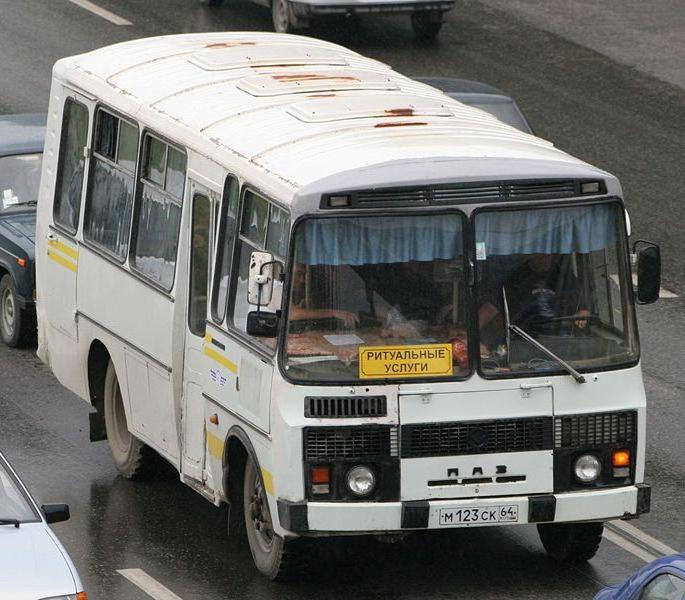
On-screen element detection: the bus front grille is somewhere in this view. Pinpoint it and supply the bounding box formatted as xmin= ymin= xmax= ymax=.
xmin=304 ymin=426 xmax=393 ymax=460
xmin=554 ymin=411 xmax=637 ymax=448
xmin=401 ymin=417 xmax=553 ymax=458
xmin=305 ymin=395 xmax=387 ymax=418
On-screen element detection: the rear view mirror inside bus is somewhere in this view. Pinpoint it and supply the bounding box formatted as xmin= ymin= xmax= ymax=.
xmin=248 ymin=251 xmax=275 ymax=306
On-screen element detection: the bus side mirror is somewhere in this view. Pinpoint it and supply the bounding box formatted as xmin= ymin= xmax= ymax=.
xmin=41 ymin=503 xmax=70 ymax=524
xmin=248 ymin=251 xmax=275 ymax=306
xmin=246 ymin=311 xmax=279 ymax=337
xmin=633 ymin=241 xmax=661 ymax=304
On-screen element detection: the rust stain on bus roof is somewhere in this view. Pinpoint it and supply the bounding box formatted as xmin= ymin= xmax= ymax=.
xmin=271 ymin=74 xmax=361 ymax=83
xmin=375 ymin=121 xmax=427 ymax=128
xmin=384 ymin=108 xmax=415 ymax=116
xmin=205 ymin=41 xmax=257 ymax=48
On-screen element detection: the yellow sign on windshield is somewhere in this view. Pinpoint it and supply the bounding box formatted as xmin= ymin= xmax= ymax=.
xmin=359 ymin=343 xmax=453 ymax=379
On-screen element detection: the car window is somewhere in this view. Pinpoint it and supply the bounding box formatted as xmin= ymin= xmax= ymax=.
xmin=0 ymin=461 xmax=39 ymax=523
xmin=0 ymin=153 xmax=43 ymax=210
xmin=640 ymin=573 xmax=685 ymax=600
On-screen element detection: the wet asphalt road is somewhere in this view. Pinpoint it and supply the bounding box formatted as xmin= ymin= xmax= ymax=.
xmin=0 ymin=0 xmax=684 ymax=598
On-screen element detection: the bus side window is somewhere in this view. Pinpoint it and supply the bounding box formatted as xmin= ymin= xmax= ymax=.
xmin=189 ymin=193 xmax=212 ymax=337
xmin=53 ymin=98 xmax=89 ymax=233
xmin=211 ymin=176 xmax=240 ymax=324
xmin=231 ymin=191 xmax=288 ymax=339
xmin=130 ymin=134 xmax=186 ymax=291
xmin=83 ymin=109 xmax=139 ymax=260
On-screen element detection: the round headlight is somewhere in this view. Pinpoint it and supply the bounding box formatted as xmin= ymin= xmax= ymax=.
xmin=346 ymin=466 xmax=376 ymax=496
xmin=574 ymin=454 xmax=602 ymax=483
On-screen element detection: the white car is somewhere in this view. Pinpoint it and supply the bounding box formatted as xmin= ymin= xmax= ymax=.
xmin=0 ymin=451 xmax=86 ymax=600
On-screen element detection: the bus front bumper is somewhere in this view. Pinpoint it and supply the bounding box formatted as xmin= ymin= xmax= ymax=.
xmin=278 ymin=484 xmax=650 ymax=534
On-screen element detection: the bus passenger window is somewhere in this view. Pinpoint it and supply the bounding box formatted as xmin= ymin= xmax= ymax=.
xmin=189 ymin=194 xmax=211 ymax=337
xmin=211 ymin=176 xmax=239 ymax=324
xmin=131 ymin=134 xmax=186 ymax=291
xmin=53 ymin=98 xmax=89 ymax=233
xmin=84 ymin=109 xmax=139 ymax=260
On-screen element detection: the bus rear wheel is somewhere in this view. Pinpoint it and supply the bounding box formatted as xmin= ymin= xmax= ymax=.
xmin=537 ymin=522 xmax=604 ymax=562
xmin=243 ymin=455 xmax=307 ymax=580
xmin=103 ymin=360 xmax=154 ymax=479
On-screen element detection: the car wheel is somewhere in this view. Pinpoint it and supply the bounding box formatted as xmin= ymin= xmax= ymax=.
xmin=243 ymin=455 xmax=308 ymax=580
xmin=0 ymin=274 xmax=30 ymax=348
xmin=411 ymin=11 xmax=443 ymax=41
xmin=537 ymin=522 xmax=604 ymax=562
xmin=103 ymin=360 xmax=155 ymax=479
xmin=272 ymin=0 xmax=300 ymax=33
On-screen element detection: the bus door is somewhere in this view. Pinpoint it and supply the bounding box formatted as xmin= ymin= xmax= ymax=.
xmin=41 ymin=91 xmax=92 ymax=395
xmin=182 ymin=184 xmax=216 ymax=481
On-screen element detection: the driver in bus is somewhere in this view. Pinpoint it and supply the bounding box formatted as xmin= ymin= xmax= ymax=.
xmin=479 ymin=253 xmax=591 ymax=348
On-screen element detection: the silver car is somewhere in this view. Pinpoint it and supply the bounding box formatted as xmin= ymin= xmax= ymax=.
xmin=0 ymin=451 xmax=86 ymax=600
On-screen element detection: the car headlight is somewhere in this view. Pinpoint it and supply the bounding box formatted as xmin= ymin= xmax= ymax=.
xmin=346 ymin=465 xmax=376 ymax=496
xmin=574 ymin=454 xmax=601 ymax=483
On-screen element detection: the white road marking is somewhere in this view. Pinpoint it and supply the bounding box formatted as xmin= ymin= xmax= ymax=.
xmin=117 ymin=569 xmax=184 ymax=600
xmin=603 ymin=528 xmax=658 ymax=563
xmin=610 ymin=520 xmax=678 ymax=556
xmin=66 ymin=0 xmax=132 ymax=25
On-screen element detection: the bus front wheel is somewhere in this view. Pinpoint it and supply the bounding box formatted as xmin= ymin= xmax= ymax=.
xmin=103 ymin=360 xmax=154 ymax=479
xmin=537 ymin=522 xmax=604 ymax=562
xmin=243 ymin=455 xmax=307 ymax=580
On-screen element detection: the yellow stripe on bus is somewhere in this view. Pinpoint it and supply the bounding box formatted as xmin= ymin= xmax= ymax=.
xmin=47 ymin=249 xmax=77 ymax=273
xmin=207 ymin=430 xmax=224 ymax=460
xmin=261 ymin=468 xmax=275 ymax=496
xmin=203 ymin=345 xmax=238 ymax=374
xmin=48 ymin=239 xmax=79 ymax=260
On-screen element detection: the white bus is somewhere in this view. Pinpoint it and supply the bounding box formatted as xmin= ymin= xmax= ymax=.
xmin=36 ymin=33 xmax=661 ymax=580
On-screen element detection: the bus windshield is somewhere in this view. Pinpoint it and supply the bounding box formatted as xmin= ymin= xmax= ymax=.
xmin=283 ymin=213 xmax=469 ymax=382
xmin=476 ymin=202 xmax=638 ymax=376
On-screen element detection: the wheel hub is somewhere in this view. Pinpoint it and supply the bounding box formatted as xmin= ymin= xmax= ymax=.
xmin=249 ymin=477 xmax=274 ymax=550
xmin=2 ymin=288 xmax=15 ymax=333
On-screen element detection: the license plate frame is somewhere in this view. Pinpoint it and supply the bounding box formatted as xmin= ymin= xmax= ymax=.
xmin=438 ymin=504 xmax=519 ymax=526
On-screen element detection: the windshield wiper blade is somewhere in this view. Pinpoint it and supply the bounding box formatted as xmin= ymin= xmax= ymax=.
xmin=0 ymin=518 xmax=21 ymax=528
xmin=509 ymin=324 xmax=586 ymax=384
xmin=501 ymin=286 xmax=585 ymax=384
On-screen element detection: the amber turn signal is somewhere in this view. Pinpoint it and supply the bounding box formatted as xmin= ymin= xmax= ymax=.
xmin=17 ymin=258 xmax=27 ymax=267
xmin=311 ymin=466 xmax=330 ymax=484
xmin=77 ymin=592 xmax=88 ymax=600
xmin=612 ymin=449 xmax=631 ymax=467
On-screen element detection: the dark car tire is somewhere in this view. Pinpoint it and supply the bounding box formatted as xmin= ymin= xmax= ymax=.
xmin=243 ymin=455 xmax=308 ymax=580
xmin=200 ymin=0 xmax=224 ymax=6
xmin=537 ymin=522 xmax=604 ymax=562
xmin=0 ymin=274 xmax=32 ymax=348
xmin=411 ymin=11 xmax=443 ymax=41
xmin=103 ymin=360 xmax=156 ymax=479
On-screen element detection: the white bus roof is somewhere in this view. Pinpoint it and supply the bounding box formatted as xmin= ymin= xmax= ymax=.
xmin=54 ymin=32 xmax=602 ymax=202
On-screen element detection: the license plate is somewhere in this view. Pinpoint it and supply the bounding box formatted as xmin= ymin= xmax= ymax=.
xmin=439 ymin=504 xmax=519 ymax=526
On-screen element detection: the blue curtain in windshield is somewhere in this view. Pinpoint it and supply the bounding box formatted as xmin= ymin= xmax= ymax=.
xmin=297 ymin=215 xmax=463 ymax=266
xmin=476 ymin=204 xmax=617 ymax=256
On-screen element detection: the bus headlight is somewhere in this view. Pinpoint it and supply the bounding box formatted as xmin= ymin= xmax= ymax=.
xmin=573 ymin=454 xmax=601 ymax=483
xmin=346 ymin=465 xmax=376 ymax=496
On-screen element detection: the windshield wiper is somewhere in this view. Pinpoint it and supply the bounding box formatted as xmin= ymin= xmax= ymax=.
xmin=502 ymin=287 xmax=586 ymax=384
xmin=0 ymin=518 xmax=21 ymax=528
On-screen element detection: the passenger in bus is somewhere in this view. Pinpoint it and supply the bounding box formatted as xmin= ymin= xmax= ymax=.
xmin=479 ymin=253 xmax=591 ymax=348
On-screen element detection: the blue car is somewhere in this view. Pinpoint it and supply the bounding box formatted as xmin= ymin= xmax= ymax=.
xmin=0 ymin=114 xmax=46 ymax=347
xmin=595 ymin=554 xmax=685 ymax=600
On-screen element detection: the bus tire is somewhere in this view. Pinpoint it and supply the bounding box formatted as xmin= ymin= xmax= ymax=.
xmin=537 ymin=522 xmax=604 ymax=562
xmin=243 ymin=455 xmax=308 ymax=580
xmin=0 ymin=274 xmax=31 ymax=348
xmin=103 ymin=360 xmax=154 ymax=479
xmin=410 ymin=11 xmax=443 ymax=41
